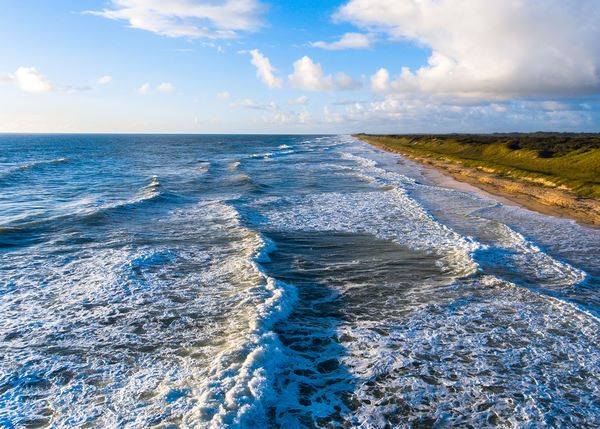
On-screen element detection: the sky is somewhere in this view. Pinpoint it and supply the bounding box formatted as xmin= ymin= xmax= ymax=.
xmin=1 ymin=0 xmax=600 ymax=134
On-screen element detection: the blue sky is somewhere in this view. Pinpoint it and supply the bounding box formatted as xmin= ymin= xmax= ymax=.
xmin=1 ymin=0 xmax=599 ymax=133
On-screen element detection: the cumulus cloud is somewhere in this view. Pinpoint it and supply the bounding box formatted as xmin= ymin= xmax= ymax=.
xmin=87 ymin=0 xmax=265 ymax=39
xmin=371 ymin=68 xmax=389 ymax=92
xmin=217 ymin=90 xmax=231 ymax=100
xmin=157 ymin=82 xmax=175 ymax=92
xmin=270 ymin=110 xmax=311 ymax=124
xmin=323 ymin=106 xmax=344 ymax=123
xmin=288 ymin=56 xmax=361 ymax=92
xmin=137 ymin=82 xmax=173 ymax=94
xmin=337 ymin=0 xmax=600 ymax=98
xmin=310 ymin=32 xmax=374 ymax=50
xmin=316 ymin=94 xmax=594 ymax=132
xmin=65 ymin=85 xmax=93 ymax=93
xmin=98 ymin=75 xmax=112 ymax=85
xmin=289 ymin=95 xmax=309 ymax=105
xmin=2 ymin=67 xmax=53 ymax=93
xmin=245 ymin=49 xmax=283 ymax=89
xmin=137 ymin=82 xmax=175 ymax=95
xmin=335 ymin=72 xmax=362 ymax=90
xmin=230 ymin=98 xmax=278 ymax=111
xmin=289 ymin=56 xmax=332 ymax=91
xmin=540 ymin=101 xmax=570 ymax=111
xmin=137 ymin=83 xmax=152 ymax=95
xmin=229 ymin=98 xmax=311 ymax=125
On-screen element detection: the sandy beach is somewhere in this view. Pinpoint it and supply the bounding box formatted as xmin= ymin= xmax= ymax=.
xmin=360 ymin=136 xmax=600 ymax=228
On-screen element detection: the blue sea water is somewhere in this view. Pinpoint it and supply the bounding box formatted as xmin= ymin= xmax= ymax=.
xmin=0 ymin=134 xmax=598 ymax=428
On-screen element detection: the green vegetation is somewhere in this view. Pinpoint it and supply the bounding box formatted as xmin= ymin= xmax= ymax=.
xmin=357 ymin=133 xmax=600 ymax=198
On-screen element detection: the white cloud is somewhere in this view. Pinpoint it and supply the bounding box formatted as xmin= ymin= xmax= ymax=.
xmin=137 ymin=83 xmax=152 ymax=95
xmin=229 ymin=98 xmax=312 ymax=125
xmin=137 ymin=82 xmax=174 ymax=94
xmin=288 ymin=56 xmax=360 ymax=92
xmin=297 ymin=111 xmax=311 ymax=123
xmin=314 ymin=94 xmax=595 ymax=133
xmin=269 ymin=110 xmax=311 ymax=124
xmin=310 ymin=32 xmax=374 ymax=50
xmin=323 ymin=106 xmax=344 ymax=123
xmin=65 ymin=85 xmax=93 ymax=93
xmin=337 ymin=0 xmax=600 ymax=98
xmin=245 ymin=49 xmax=282 ymax=89
xmin=157 ymin=82 xmax=175 ymax=93
xmin=230 ymin=98 xmax=278 ymax=111
xmin=289 ymin=56 xmax=333 ymax=91
xmin=335 ymin=72 xmax=362 ymax=90
xmin=540 ymin=101 xmax=570 ymax=111
xmin=289 ymin=95 xmax=309 ymax=105
xmin=98 ymin=75 xmax=112 ymax=85
xmin=371 ymin=68 xmax=389 ymax=92
xmin=217 ymin=90 xmax=231 ymax=100
xmin=490 ymin=103 xmax=507 ymax=113
xmin=87 ymin=0 xmax=265 ymax=39
xmin=2 ymin=67 xmax=53 ymax=93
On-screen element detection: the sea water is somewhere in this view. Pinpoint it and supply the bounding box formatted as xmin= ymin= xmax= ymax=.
xmin=0 ymin=134 xmax=598 ymax=428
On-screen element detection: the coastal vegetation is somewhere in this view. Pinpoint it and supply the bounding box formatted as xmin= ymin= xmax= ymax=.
xmin=357 ymin=133 xmax=600 ymax=199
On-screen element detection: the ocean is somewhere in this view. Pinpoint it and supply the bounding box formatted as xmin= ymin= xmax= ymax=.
xmin=0 ymin=134 xmax=598 ymax=428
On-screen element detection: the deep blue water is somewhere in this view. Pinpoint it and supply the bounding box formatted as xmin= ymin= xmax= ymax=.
xmin=1 ymin=134 xmax=599 ymax=428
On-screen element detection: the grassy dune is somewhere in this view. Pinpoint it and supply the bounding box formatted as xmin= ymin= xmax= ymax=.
xmin=358 ymin=134 xmax=600 ymax=199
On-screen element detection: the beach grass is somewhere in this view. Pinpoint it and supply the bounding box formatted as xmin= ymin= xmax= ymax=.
xmin=357 ymin=134 xmax=600 ymax=198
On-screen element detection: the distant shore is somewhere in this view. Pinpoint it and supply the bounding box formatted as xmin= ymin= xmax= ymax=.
xmin=356 ymin=134 xmax=600 ymax=227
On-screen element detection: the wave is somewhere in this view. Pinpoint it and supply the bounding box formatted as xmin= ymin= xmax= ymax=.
xmin=0 ymin=157 xmax=70 ymax=180
xmin=474 ymin=220 xmax=586 ymax=287
xmin=228 ymin=174 xmax=252 ymax=184
xmin=77 ymin=177 xmax=164 ymax=218
xmin=185 ymin=203 xmax=298 ymax=428
xmin=197 ymin=161 xmax=212 ymax=174
xmin=338 ymin=274 xmax=600 ymax=427
xmin=403 ymin=171 xmax=590 ymax=307
xmin=17 ymin=157 xmax=70 ymax=171
xmin=0 ymin=226 xmax=20 ymax=234
xmin=249 ymin=152 xmax=274 ymax=160
xmin=0 ymin=176 xmax=165 ymax=233
xmin=0 ymin=199 xmax=298 ymax=427
xmin=226 ymin=161 xmax=241 ymax=171
xmin=251 ymin=187 xmax=480 ymax=277
xmin=341 ymin=145 xmax=588 ymax=299
xmin=77 ymin=175 xmax=164 ymax=216
xmin=0 ymin=225 xmax=41 ymax=248
xmin=340 ymin=152 xmax=378 ymax=169
xmin=147 ymin=174 xmax=161 ymax=189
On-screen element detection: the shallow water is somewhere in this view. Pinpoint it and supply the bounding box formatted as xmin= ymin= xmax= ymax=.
xmin=0 ymin=134 xmax=598 ymax=428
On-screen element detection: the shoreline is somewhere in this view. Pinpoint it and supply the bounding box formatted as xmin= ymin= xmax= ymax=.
xmin=359 ymin=137 xmax=600 ymax=228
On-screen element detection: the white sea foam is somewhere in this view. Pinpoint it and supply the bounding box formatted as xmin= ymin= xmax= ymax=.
xmin=0 ymin=157 xmax=70 ymax=180
xmin=226 ymin=161 xmax=241 ymax=171
xmin=0 ymin=199 xmax=297 ymax=428
xmin=480 ymin=220 xmax=586 ymax=286
xmin=337 ymin=275 xmax=600 ymax=427
xmin=2 ymin=134 xmax=598 ymax=428
xmin=341 ymin=145 xmax=588 ymax=293
xmin=18 ymin=157 xmax=70 ymax=170
xmin=172 ymin=202 xmax=298 ymax=428
xmin=405 ymin=175 xmax=589 ymax=297
xmin=249 ymin=152 xmax=274 ymax=160
xmin=253 ymin=188 xmax=479 ymax=277
xmin=99 ymin=175 xmax=164 ymax=211
xmin=197 ymin=161 xmax=212 ymax=174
